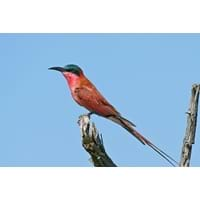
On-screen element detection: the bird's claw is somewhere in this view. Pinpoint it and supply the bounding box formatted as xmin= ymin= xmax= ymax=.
xmin=87 ymin=112 xmax=95 ymax=119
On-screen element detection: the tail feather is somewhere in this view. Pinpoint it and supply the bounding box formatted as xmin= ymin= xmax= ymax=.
xmin=120 ymin=116 xmax=136 ymax=127
xmin=108 ymin=115 xmax=178 ymax=166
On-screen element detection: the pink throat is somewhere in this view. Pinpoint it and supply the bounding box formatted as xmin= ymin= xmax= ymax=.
xmin=63 ymin=72 xmax=80 ymax=90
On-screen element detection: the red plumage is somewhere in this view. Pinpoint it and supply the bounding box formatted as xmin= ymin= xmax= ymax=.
xmin=50 ymin=66 xmax=178 ymax=166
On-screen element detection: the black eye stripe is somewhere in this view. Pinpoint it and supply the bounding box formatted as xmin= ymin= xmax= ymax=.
xmin=68 ymin=69 xmax=81 ymax=75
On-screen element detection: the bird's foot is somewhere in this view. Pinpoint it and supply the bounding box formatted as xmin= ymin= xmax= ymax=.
xmin=87 ymin=112 xmax=95 ymax=119
xmin=78 ymin=112 xmax=94 ymax=124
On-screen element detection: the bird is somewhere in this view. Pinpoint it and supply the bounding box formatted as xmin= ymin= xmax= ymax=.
xmin=49 ymin=64 xmax=178 ymax=166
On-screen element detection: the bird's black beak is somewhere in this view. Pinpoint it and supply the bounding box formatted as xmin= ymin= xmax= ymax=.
xmin=48 ymin=67 xmax=65 ymax=72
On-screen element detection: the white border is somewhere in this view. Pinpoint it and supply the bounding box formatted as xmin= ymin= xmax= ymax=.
xmin=0 ymin=168 xmax=199 ymax=200
xmin=0 ymin=0 xmax=199 ymax=199
xmin=0 ymin=0 xmax=200 ymax=32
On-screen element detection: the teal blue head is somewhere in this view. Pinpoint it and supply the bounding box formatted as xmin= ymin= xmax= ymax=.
xmin=49 ymin=64 xmax=83 ymax=76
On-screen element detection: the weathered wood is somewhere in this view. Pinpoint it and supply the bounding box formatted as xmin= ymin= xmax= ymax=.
xmin=180 ymin=84 xmax=200 ymax=167
xmin=78 ymin=115 xmax=117 ymax=167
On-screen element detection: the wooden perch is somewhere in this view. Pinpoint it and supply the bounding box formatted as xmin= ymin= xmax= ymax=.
xmin=77 ymin=85 xmax=199 ymax=167
xmin=78 ymin=115 xmax=117 ymax=167
xmin=180 ymin=84 xmax=200 ymax=167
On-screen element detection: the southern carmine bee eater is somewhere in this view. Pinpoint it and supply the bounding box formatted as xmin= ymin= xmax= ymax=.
xmin=49 ymin=64 xmax=178 ymax=166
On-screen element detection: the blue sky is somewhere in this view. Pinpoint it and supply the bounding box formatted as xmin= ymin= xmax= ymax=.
xmin=0 ymin=33 xmax=200 ymax=167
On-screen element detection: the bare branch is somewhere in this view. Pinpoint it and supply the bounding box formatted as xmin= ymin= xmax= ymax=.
xmin=77 ymin=85 xmax=199 ymax=167
xmin=78 ymin=115 xmax=117 ymax=167
xmin=180 ymin=84 xmax=200 ymax=167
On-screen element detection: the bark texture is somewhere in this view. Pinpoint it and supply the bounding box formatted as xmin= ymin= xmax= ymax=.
xmin=180 ymin=84 xmax=200 ymax=167
xmin=78 ymin=115 xmax=117 ymax=167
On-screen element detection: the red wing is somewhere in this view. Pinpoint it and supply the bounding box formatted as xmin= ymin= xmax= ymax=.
xmin=74 ymin=86 xmax=120 ymax=117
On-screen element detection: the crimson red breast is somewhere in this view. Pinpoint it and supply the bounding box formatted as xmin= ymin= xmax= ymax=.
xmin=49 ymin=64 xmax=178 ymax=166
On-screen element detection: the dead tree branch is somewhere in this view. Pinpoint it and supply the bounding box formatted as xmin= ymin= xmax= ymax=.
xmin=78 ymin=115 xmax=117 ymax=167
xmin=77 ymin=85 xmax=199 ymax=167
xmin=180 ymin=84 xmax=200 ymax=167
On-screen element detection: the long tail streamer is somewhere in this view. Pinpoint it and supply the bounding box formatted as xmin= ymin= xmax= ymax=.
xmin=108 ymin=116 xmax=178 ymax=167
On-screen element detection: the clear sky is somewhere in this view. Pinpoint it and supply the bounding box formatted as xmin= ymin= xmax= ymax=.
xmin=0 ymin=33 xmax=200 ymax=167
